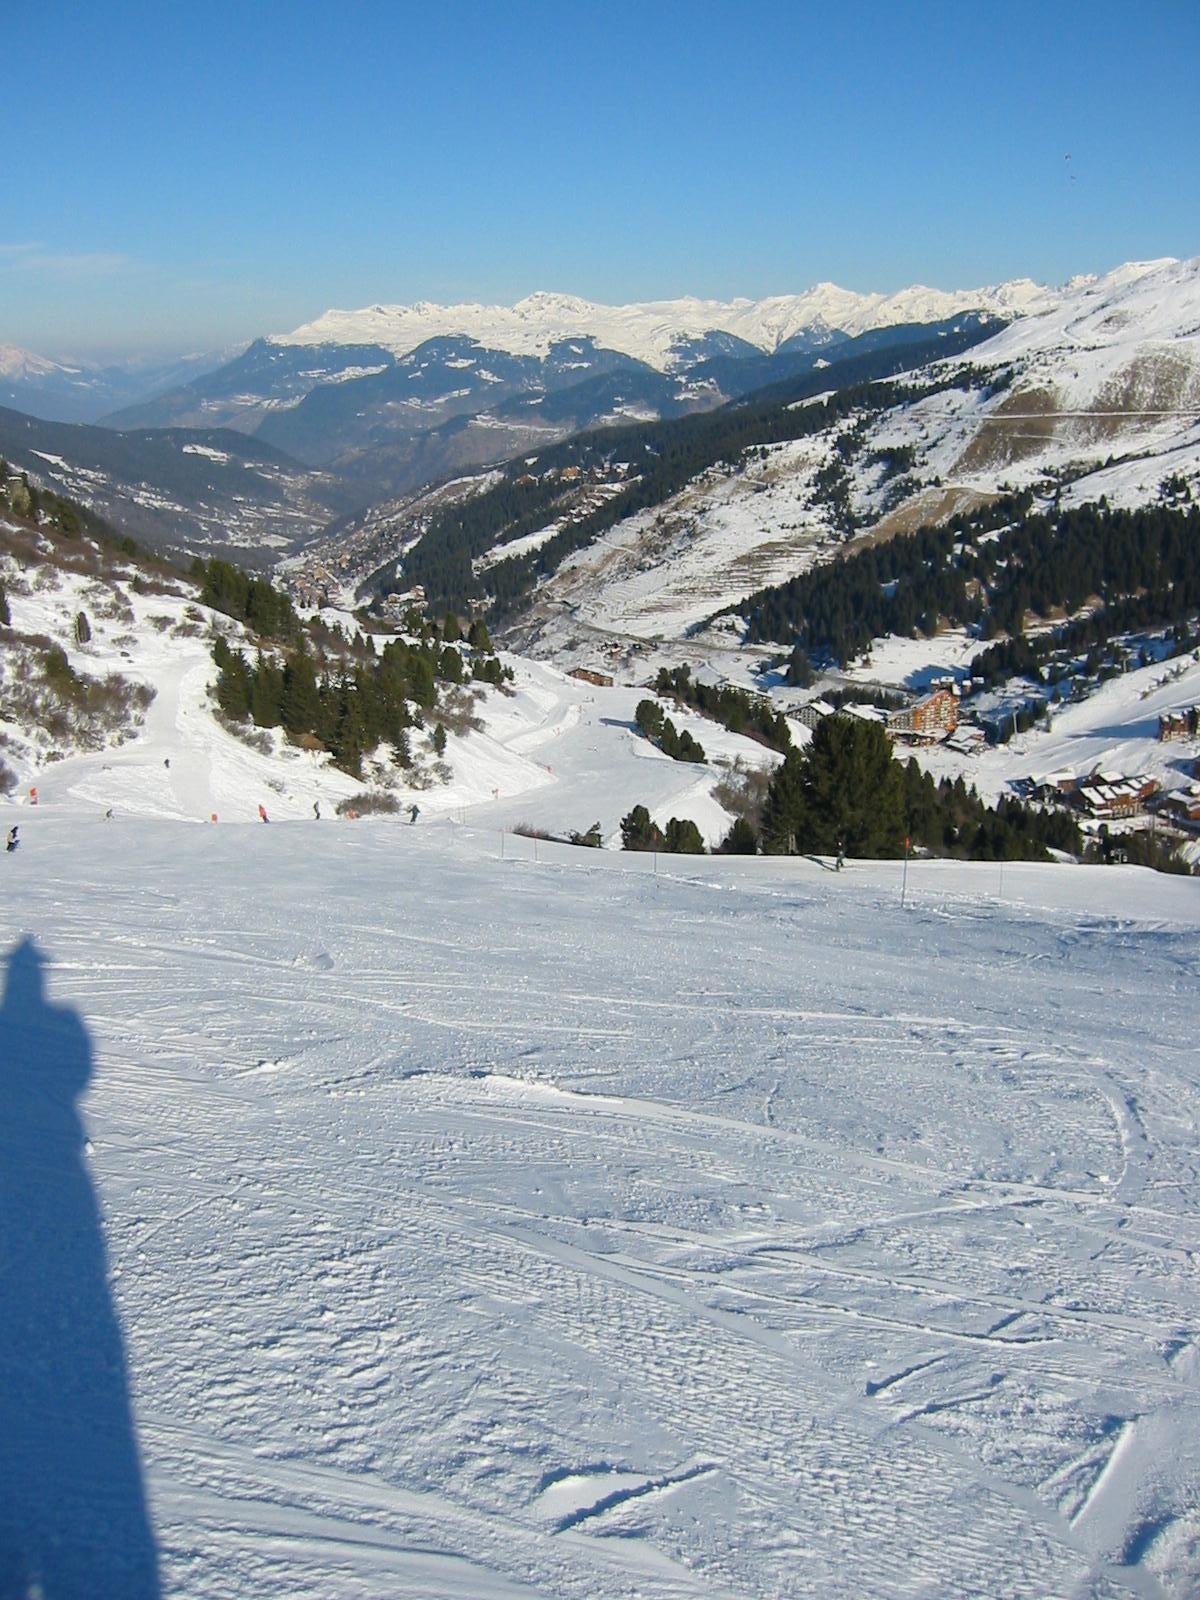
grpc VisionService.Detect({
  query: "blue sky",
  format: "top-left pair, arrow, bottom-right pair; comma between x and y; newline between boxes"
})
7,0 -> 1198,360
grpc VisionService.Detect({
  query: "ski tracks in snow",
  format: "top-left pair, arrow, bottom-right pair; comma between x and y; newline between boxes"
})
3,823 -> 1198,1596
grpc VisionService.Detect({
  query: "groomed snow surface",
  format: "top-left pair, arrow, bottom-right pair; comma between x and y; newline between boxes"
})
3,819 -> 1199,1598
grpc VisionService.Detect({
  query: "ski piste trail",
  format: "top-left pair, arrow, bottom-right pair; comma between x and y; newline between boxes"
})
3,808 -> 1199,1598
3,557 -> 1200,1594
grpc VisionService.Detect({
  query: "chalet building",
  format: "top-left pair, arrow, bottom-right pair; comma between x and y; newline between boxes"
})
943,725 -> 987,755
887,687 -> 959,743
1158,707 -> 1199,741
792,699 -> 835,731
1074,774 -> 1159,821
568,667 -> 614,688
1032,770 -> 1080,802
1157,785 -> 1200,828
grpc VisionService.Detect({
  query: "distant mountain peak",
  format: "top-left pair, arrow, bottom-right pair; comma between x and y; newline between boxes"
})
271,275 -> 1067,372
0,344 -> 79,380
513,291 -> 594,317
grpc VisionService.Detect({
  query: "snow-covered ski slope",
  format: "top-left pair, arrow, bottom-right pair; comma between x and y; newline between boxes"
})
0,537 -> 764,843
3,818 -> 1199,1598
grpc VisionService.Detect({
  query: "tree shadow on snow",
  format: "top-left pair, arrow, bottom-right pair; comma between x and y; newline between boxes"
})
0,937 -> 160,1599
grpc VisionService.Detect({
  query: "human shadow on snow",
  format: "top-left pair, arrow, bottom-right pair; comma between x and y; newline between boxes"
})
0,936 -> 160,1599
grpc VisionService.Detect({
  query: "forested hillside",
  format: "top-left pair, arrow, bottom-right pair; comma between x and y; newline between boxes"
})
739,497 -> 1200,666
396,322 -> 1001,615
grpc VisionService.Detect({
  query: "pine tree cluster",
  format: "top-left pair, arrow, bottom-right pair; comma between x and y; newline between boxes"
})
634,698 -> 706,762
195,558 -> 300,641
619,806 -> 704,853
653,665 -> 792,752
201,562 -> 510,778
618,713 -> 1083,863
741,498 -> 1200,667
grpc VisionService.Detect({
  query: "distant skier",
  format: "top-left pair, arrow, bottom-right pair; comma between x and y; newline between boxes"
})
104,809 -> 114,822
258,804 -> 270,824
408,804 -> 420,825
6,826 -> 18,853
313,801 -> 321,820
835,839 -> 845,872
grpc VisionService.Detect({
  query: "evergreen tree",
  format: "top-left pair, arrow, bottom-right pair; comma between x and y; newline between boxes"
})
664,817 -> 705,854
214,647 -> 252,720
786,645 -> 814,687
472,654 -> 506,685
405,650 -> 436,708
718,817 -> 758,854
620,804 -> 661,851
635,699 -> 664,738
759,749 -> 806,854
763,716 -> 905,857
280,650 -> 321,736
250,653 -> 285,728
328,688 -> 367,776
437,646 -> 464,683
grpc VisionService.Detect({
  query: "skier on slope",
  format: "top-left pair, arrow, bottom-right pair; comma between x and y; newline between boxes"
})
258,804 -> 270,824
6,826 -> 18,853
408,804 -> 419,825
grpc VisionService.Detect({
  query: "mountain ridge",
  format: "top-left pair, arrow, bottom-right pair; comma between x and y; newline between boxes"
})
0,404 -> 353,558
296,256 -> 1200,657
272,274 -> 1065,369
0,344 -> 234,425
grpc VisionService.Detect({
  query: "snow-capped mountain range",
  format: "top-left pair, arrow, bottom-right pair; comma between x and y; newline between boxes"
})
101,301 -> 1013,501
0,344 -> 79,382
98,261 -> 1181,505
275,279 -> 1058,370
